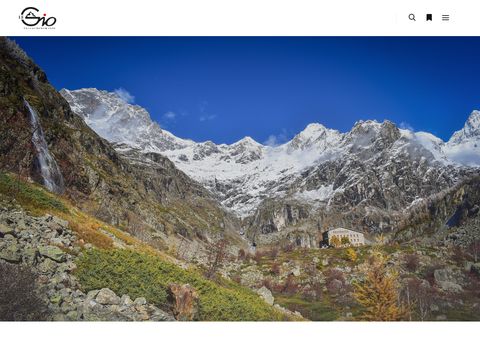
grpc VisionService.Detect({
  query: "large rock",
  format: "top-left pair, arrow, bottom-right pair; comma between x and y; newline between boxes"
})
471,263 -> 480,276
0,223 -> 14,237
80,289 -> 174,321
95,288 -> 121,305
37,258 -> 58,274
256,286 -> 274,305
434,268 -> 463,293
0,243 -> 21,263
240,267 -> 264,287
38,245 -> 66,262
51,216 -> 69,228
168,283 -> 199,321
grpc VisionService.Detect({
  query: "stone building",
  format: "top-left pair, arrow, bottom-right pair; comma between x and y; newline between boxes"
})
322,227 -> 365,248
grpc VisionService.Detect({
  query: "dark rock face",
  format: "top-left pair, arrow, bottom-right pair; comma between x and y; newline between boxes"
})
394,176 -> 480,241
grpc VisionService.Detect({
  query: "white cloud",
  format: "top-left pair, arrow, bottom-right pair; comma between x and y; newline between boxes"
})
444,143 -> 480,166
160,111 -> 178,128
200,114 -> 217,122
263,129 -> 289,147
199,101 -> 217,122
398,121 -> 414,132
114,88 -> 135,103
162,111 -> 177,120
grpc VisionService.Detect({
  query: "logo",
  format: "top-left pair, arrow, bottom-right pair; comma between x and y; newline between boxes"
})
19,7 -> 57,28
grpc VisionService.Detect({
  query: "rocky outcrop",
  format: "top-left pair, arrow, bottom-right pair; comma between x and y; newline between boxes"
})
0,201 -> 174,321
433,268 -> 464,293
81,289 -> 173,321
168,283 -> 199,321
394,175 -> 480,243
256,286 -> 274,305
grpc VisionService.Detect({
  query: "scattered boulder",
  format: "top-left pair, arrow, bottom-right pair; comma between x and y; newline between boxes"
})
240,266 -> 264,287
37,258 -> 58,274
0,223 -> 14,237
471,263 -> 480,276
434,268 -> 463,293
133,297 -> 147,306
257,286 -> 274,305
80,289 -> 173,321
120,294 -> 134,306
168,283 -> 199,321
464,261 -> 474,272
291,266 -> 301,277
95,288 -> 121,305
0,243 -> 21,263
38,245 -> 66,262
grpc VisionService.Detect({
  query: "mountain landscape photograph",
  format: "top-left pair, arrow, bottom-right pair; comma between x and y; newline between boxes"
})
1,36 -> 479,321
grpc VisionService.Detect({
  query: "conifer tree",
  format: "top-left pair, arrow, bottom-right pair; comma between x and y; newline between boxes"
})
353,251 -> 408,321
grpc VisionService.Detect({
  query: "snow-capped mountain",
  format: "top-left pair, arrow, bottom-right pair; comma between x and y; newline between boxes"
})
444,110 -> 480,167
61,88 -> 480,219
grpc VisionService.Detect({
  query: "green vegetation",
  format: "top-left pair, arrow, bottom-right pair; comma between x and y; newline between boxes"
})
275,294 -> 338,321
0,173 -> 67,213
76,248 -> 287,321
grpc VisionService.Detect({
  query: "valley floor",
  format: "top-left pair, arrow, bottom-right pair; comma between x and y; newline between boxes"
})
223,237 -> 480,321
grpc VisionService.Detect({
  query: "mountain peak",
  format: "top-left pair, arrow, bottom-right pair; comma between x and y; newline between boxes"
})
448,110 -> 480,144
465,110 -> 480,131
232,136 -> 262,147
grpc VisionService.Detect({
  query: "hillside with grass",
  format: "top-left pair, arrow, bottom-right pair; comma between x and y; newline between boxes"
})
0,172 -> 294,321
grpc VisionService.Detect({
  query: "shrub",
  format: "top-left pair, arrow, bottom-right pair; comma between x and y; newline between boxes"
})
404,253 -> 420,272
237,249 -> 246,261
0,262 -> 50,321
282,243 -> 295,252
282,275 -> 300,295
330,235 -> 341,247
270,262 -> 281,275
346,248 -> 358,262
324,268 -> 353,306
341,236 -> 350,246
75,248 -> 286,321
267,247 -> 279,259
451,246 -> 466,266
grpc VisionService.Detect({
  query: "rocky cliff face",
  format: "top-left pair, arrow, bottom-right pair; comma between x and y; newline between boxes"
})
0,38 -> 243,256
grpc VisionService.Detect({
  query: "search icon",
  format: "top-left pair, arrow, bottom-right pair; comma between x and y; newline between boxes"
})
409,13 -> 416,21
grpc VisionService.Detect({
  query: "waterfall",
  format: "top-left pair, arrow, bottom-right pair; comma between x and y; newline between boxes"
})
24,100 -> 65,194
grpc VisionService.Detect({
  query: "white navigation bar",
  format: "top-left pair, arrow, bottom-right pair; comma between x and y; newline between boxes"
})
0,0 -> 478,36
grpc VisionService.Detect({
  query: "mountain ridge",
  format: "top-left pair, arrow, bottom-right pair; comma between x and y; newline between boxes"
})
61,88 -> 480,220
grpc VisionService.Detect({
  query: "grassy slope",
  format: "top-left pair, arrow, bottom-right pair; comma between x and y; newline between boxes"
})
0,173 -> 287,321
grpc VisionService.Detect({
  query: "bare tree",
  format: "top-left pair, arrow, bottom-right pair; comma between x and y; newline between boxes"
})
469,239 -> 480,263
402,277 -> 437,321
205,238 -> 228,279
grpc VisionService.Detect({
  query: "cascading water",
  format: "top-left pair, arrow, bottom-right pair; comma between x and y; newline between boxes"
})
24,99 -> 65,194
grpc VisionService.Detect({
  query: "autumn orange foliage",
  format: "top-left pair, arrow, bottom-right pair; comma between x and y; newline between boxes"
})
353,251 -> 408,321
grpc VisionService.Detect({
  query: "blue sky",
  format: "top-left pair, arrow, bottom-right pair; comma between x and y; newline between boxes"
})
12,37 -> 480,144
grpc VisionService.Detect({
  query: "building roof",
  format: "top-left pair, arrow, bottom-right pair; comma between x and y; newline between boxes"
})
327,227 -> 363,235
